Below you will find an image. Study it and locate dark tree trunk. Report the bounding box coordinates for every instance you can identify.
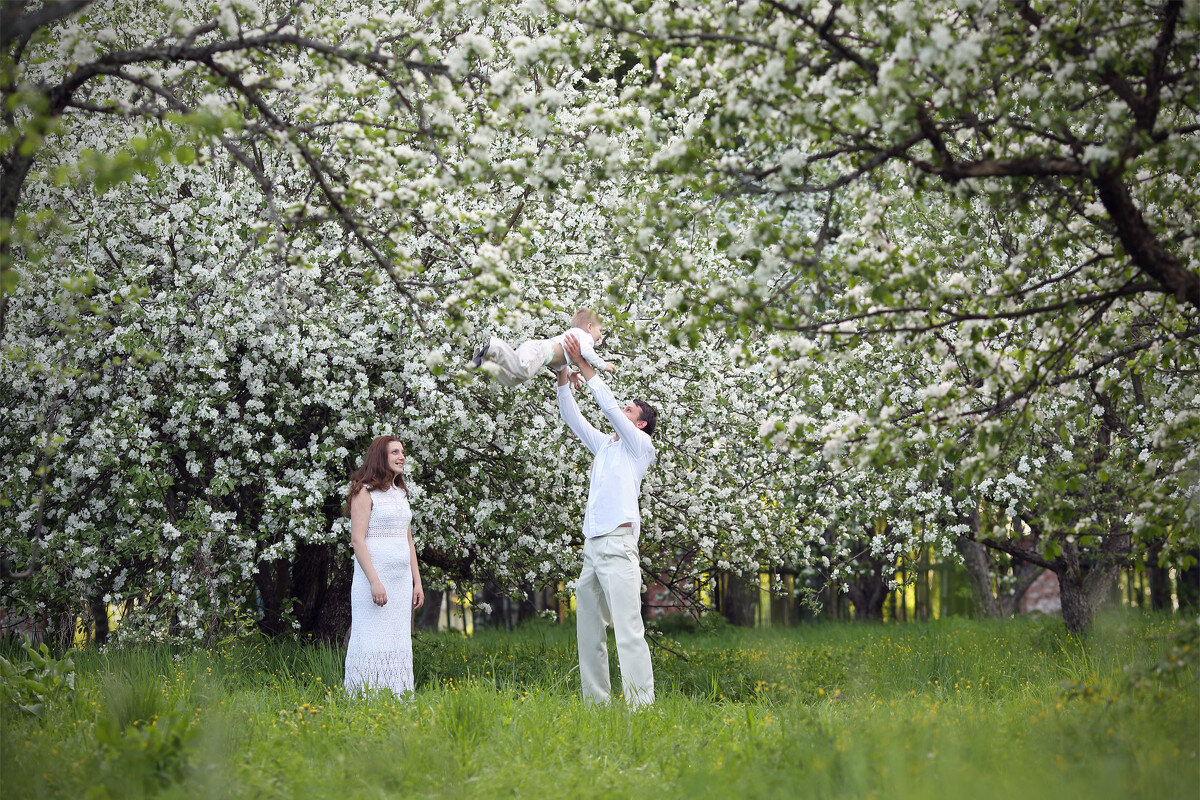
[1147,566,1171,610]
[718,571,759,626]
[90,597,109,646]
[1145,539,1172,611]
[312,556,354,644]
[1178,552,1200,610]
[845,560,888,620]
[517,581,538,626]
[416,588,443,631]
[254,561,289,636]
[292,542,333,633]
[1056,558,1120,634]
[997,559,1043,617]
[476,581,505,630]
[841,525,891,621]
[793,572,822,621]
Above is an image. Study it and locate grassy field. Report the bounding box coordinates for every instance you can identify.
[1,611,1196,799]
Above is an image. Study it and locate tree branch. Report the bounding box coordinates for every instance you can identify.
[1,0,93,49]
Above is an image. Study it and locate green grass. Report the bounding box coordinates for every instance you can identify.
[2,611,1196,799]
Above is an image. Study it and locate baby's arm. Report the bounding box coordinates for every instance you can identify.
[577,334,612,372]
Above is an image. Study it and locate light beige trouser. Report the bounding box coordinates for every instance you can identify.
[485,337,554,386]
[576,528,655,708]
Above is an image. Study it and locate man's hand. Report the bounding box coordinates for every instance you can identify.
[604,363,616,373]
[563,334,597,381]
[556,364,586,389]
[562,333,582,365]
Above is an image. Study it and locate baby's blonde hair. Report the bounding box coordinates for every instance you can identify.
[571,308,600,329]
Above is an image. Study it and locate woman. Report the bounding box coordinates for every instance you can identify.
[343,435,424,695]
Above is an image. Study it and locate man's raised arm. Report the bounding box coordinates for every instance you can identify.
[557,366,607,454]
[563,334,652,459]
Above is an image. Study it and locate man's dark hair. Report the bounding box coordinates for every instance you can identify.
[633,399,658,437]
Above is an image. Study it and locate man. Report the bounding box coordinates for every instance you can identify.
[556,333,658,708]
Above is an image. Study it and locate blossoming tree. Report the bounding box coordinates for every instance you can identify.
[1,0,816,643]
[564,0,1199,630]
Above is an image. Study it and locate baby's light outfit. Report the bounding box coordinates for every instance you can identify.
[484,327,609,386]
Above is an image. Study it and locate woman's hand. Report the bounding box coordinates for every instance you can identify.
[412,581,425,610]
[370,580,388,606]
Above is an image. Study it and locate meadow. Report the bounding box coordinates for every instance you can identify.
[1,612,1196,799]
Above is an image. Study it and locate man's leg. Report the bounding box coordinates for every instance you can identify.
[575,537,613,704]
[596,532,655,708]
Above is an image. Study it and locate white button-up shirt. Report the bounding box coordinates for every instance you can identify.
[557,375,656,539]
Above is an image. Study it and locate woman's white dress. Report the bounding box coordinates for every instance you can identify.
[344,485,414,695]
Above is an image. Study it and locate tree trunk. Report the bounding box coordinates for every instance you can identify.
[955,536,1002,619]
[793,573,822,621]
[90,597,109,646]
[1146,539,1172,611]
[254,561,289,636]
[292,542,333,633]
[997,559,1043,617]
[845,560,888,620]
[312,556,353,644]
[517,581,538,626]
[718,571,759,626]
[475,581,505,630]
[1057,562,1119,634]
[1179,553,1200,610]
[416,588,443,631]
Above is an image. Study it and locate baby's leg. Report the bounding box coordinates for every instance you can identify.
[512,340,551,382]
[486,338,547,385]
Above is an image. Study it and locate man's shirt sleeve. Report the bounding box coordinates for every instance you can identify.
[586,375,653,461]
[557,383,608,455]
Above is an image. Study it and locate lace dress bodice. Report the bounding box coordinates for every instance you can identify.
[366,485,413,539]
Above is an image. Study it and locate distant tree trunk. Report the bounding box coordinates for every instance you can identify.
[953,503,1045,618]
[845,555,889,620]
[997,559,1042,617]
[770,574,795,626]
[1058,565,1118,634]
[956,536,1002,619]
[517,581,538,626]
[416,589,443,631]
[793,572,822,621]
[475,581,505,630]
[1145,539,1172,611]
[1178,551,1200,610]
[718,571,759,626]
[90,597,109,646]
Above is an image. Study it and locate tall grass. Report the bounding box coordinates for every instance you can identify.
[2,610,1195,799]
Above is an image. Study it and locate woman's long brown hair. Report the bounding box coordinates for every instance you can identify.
[344,435,407,515]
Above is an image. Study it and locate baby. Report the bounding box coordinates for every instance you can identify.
[470,308,615,387]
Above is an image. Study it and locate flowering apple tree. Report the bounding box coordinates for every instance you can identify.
[563,0,1199,631]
